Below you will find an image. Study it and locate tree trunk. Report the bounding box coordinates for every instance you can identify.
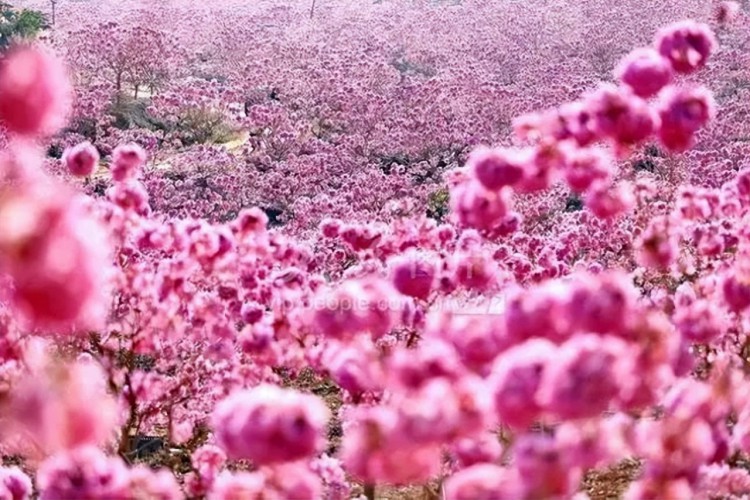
[364,484,375,500]
[115,71,122,105]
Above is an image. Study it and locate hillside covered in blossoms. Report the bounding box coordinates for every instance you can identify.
[0,0,748,498]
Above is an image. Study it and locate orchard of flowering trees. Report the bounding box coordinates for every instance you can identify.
[0,0,750,498]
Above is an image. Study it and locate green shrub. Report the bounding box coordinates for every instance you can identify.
[426,187,450,222]
[110,97,168,133]
[564,193,583,212]
[0,3,48,50]
[177,107,238,146]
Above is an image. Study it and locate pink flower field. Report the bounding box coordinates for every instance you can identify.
[0,0,748,498]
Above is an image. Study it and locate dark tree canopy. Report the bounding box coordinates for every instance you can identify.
[0,2,49,50]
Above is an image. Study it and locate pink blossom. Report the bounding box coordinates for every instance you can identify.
[127,466,182,500]
[212,385,329,464]
[624,478,694,500]
[503,282,572,343]
[397,377,492,443]
[468,146,526,190]
[655,21,715,74]
[311,278,400,341]
[562,146,612,193]
[0,11,738,500]
[389,252,436,300]
[311,455,351,500]
[450,434,503,469]
[0,47,71,137]
[517,142,559,193]
[558,102,599,147]
[0,185,111,332]
[489,338,556,430]
[538,334,633,420]
[231,207,268,235]
[566,271,637,336]
[514,434,583,498]
[716,1,741,24]
[443,464,526,500]
[388,339,462,390]
[340,407,441,485]
[263,462,324,500]
[450,180,513,231]
[657,86,716,153]
[633,417,716,480]
[453,251,498,292]
[674,300,724,343]
[106,180,151,216]
[324,340,384,395]
[0,467,31,500]
[587,85,657,146]
[321,218,342,238]
[696,464,750,499]
[110,144,147,182]
[37,447,129,500]
[2,358,118,455]
[556,420,625,469]
[429,312,508,373]
[636,217,679,269]
[63,142,99,177]
[240,301,264,324]
[616,48,673,98]
[584,181,634,219]
[192,445,227,481]
[207,471,266,500]
[721,274,750,313]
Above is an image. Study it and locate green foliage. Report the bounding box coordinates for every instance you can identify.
[378,152,410,175]
[261,206,285,228]
[426,187,450,222]
[633,157,656,173]
[390,48,437,79]
[177,106,239,146]
[110,96,238,147]
[631,144,662,173]
[14,9,47,37]
[46,143,63,159]
[0,2,49,50]
[644,144,664,157]
[564,193,583,212]
[110,97,169,133]
[69,117,98,141]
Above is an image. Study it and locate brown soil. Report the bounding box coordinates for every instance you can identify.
[583,459,641,500]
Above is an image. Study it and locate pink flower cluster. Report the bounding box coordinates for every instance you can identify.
[212,384,330,464]
[450,20,717,236]
[0,2,748,500]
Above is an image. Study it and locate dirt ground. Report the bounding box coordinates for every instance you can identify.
[582,459,641,500]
